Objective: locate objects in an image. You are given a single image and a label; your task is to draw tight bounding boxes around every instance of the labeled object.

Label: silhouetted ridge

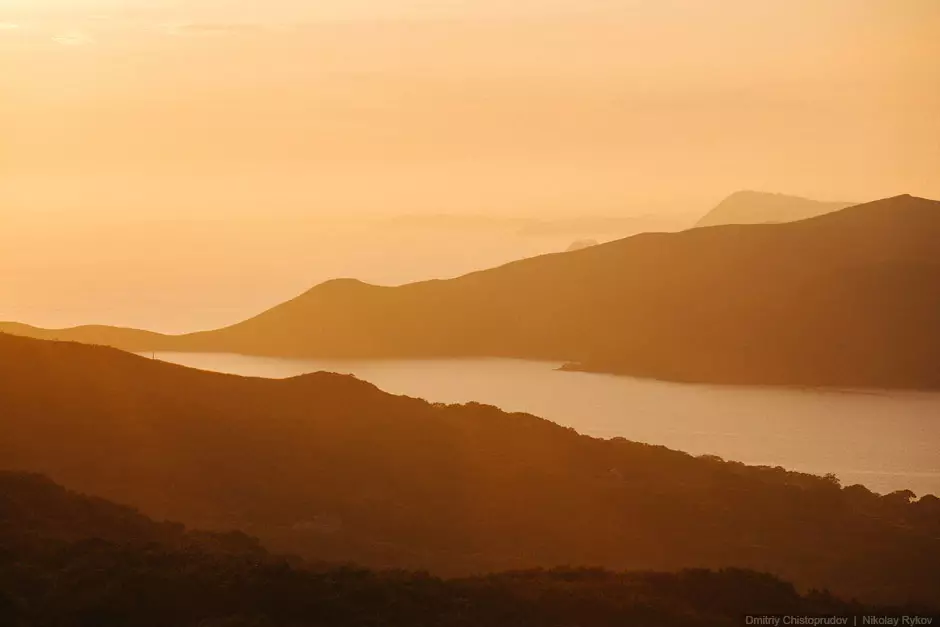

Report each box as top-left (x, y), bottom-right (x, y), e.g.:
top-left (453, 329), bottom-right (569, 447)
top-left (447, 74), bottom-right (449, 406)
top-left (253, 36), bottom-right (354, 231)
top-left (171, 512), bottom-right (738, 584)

top-left (815, 194), bottom-right (930, 223)
top-left (2, 333), bottom-right (939, 605)
top-left (3, 194), bottom-right (939, 389)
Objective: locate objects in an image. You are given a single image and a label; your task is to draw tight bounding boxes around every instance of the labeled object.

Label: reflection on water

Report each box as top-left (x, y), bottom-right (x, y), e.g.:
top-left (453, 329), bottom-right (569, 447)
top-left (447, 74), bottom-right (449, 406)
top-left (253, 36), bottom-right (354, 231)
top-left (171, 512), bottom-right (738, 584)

top-left (149, 352), bottom-right (940, 497)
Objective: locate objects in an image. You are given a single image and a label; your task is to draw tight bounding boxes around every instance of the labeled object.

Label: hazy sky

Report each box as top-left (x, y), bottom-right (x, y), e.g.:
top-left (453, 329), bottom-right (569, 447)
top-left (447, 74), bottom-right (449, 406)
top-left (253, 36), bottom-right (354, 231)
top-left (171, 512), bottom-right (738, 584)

top-left (2, 0), bottom-right (939, 330)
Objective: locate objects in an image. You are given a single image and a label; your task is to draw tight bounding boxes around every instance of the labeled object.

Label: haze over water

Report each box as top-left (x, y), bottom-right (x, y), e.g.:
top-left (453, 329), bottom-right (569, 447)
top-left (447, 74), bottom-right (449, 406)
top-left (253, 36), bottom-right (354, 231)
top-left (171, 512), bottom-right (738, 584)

top-left (149, 352), bottom-right (940, 497)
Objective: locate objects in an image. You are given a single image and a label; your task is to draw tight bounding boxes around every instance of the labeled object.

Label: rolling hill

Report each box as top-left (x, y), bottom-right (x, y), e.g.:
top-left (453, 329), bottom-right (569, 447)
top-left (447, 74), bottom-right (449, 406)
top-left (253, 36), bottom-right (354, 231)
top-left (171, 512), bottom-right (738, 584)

top-left (694, 191), bottom-right (855, 227)
top-left (3, 194), bottom-right (939, 389)
top-left (1, 332), bottom-right (939, 605)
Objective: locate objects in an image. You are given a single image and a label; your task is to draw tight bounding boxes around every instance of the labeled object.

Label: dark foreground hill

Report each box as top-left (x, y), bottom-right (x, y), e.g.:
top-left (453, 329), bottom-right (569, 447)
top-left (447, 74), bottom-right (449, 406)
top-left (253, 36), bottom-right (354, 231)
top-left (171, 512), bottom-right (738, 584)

top-left (694, 191), bottom-right (855, 227)
top-left (3, 472), bottom-right (918, 627)
top-left (3, 195), bottom-right (938, 390)
top-left (1, 334), bottom-right (939, 605)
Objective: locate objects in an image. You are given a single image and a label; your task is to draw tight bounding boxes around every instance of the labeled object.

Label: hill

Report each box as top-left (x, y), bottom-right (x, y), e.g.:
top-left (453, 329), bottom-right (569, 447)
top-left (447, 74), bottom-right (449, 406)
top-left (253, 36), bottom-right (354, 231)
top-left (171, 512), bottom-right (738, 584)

top-left (1, 333), bottom-right (939, 605)
top-left (6, 194), bottom-right (937, 390)
top-left (0, 322), bottom-right (168, 352)
top-left (694, 191), bottom-right (855, 227)
top-left (2, 472), bottom-right (914, 626)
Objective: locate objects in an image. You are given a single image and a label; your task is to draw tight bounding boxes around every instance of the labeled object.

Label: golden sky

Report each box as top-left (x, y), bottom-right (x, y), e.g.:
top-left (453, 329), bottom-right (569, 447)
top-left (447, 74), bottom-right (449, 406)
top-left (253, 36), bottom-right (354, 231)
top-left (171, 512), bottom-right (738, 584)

top-left (2, 0), bottom-right (939, 329)
top-left (3, 0), bottom-right (939, 217)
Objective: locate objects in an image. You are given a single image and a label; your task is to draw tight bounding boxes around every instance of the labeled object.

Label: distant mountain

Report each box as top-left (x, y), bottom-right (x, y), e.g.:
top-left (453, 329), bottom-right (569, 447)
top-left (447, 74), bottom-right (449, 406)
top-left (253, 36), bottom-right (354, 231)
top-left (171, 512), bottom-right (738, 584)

top-left (2, 333), bottom-right (939, 605)
top-left (565, 238), bottom-right (599, 252)
top-left (4, 195), bottom-right (939, 389)
top-left (695, 191), bottom-right (855, 227)
top-left (2, 472), bottom-right (911, 627)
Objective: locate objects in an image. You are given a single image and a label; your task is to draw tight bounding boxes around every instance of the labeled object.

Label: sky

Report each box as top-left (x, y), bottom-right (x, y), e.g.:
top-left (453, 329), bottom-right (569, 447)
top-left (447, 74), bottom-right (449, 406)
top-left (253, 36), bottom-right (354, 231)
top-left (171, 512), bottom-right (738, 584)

top-left (2, 0), bottom-right (939, 330)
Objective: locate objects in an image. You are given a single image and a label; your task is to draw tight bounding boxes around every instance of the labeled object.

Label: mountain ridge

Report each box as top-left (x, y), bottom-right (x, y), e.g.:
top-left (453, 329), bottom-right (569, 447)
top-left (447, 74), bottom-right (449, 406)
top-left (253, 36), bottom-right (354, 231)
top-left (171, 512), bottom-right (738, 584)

top-left (3, 194), bottom-right (939, 389)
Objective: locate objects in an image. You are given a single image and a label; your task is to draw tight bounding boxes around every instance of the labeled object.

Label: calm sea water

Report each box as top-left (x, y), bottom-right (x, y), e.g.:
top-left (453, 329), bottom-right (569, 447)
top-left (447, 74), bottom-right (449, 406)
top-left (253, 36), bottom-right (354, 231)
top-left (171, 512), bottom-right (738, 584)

top-left (149, 353), bottom-right (940, 497)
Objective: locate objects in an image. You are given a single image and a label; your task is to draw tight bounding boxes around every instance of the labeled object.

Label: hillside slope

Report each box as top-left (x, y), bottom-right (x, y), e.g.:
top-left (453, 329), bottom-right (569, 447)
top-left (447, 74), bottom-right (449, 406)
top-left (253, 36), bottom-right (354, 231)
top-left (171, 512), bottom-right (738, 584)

top-left (1, 333), bottom-right (939, 604)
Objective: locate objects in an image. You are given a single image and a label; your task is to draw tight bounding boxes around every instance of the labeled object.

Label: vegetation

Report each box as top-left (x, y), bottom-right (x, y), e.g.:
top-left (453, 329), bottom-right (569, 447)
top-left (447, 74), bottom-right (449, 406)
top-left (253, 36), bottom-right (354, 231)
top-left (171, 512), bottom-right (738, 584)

top-left (0, 472), bottom-right (926, 627)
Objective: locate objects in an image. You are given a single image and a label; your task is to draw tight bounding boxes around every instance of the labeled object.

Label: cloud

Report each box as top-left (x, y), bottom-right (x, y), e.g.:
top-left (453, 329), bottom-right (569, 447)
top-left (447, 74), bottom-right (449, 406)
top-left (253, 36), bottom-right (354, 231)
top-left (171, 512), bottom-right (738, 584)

top-left (52, 31), bottom-right (94, 46)
top-left (0, 23), bottom-right (21, 31)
